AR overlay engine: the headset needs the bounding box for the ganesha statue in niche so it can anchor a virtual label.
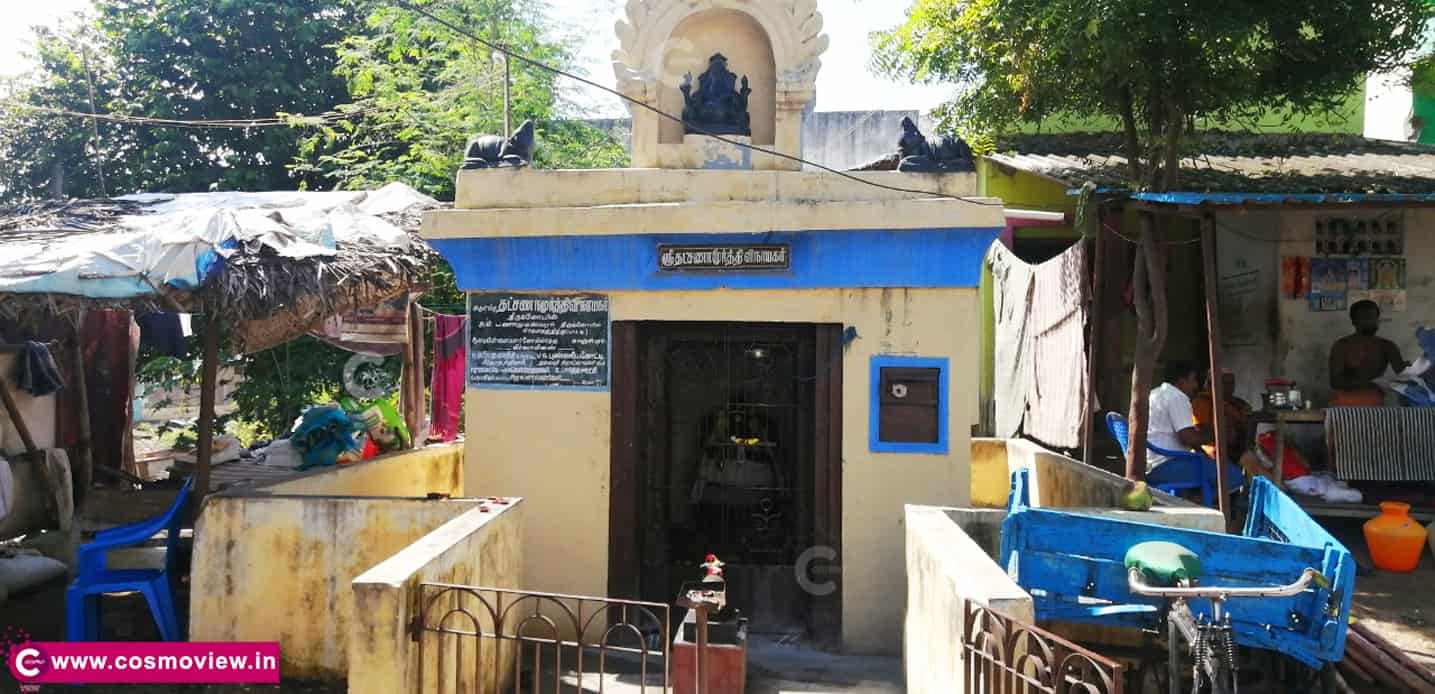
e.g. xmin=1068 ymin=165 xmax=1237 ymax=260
xmin=680 ymin=53 xmax=753 ymax=137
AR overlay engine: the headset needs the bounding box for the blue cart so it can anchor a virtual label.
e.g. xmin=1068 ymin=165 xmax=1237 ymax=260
xmin=1000 ymin=470 xmax=1354 ymax=692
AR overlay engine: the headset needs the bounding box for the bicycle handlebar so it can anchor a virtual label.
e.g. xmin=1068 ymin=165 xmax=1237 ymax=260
xmin=1127 ymin=567 xmax=1329 ymax=600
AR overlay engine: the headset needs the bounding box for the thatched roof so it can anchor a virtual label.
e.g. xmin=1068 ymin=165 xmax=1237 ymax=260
xmin=0 ymin=184 xmax=442 ymax=353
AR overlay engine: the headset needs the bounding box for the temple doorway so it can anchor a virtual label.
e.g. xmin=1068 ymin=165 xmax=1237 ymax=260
xmin=609 ymin=321 xmax=843 ymax=637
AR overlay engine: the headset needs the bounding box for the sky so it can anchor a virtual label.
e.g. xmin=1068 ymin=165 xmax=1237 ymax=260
xmin=0 ymin=0 xmax=950 ymax=114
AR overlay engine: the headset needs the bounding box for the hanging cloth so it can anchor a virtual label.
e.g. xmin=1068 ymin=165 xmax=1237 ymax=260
xmin=1024 ymin=242 xmax=1089 ymax=448
xmin=82 ymin=310 xmax=139 ymax=476
xmin=989 ymin=243 xmax=1035 ymax=439
xmin=430 ymin=314 xmax=467 ymax=442
xmin=11 ymin=341 xmax=65 ymax=397
xmin=987 ymin=241 xmax=1090 ymax=448
xmin=136 ymin=313 xmax=187 ymax=357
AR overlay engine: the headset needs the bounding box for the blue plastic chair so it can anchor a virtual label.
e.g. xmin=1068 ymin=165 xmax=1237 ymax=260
xmin=67 ymin=479 xmax=191 ymax=642
xmin=1105 ymin=412 xmax=1241 ymax=508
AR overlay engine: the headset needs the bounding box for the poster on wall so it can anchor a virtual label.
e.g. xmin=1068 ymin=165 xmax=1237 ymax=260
xmin=1308 ymin=258 xmax=1348 ymax=312
xmin=1345 ymin=259 xmax=1369 ymax=292
xmin=1219 ymin=263 xmax=1262 ymax=348
xmin=468 ymin=293 xmax=610 ymax=389
xmin=1368 ymin=258 xmax=1407 ymax=312
xmin=1371 ymin=258 xmax=1406 ymax=290
xmin=1368 ymin=290 xmax=1408 ymax=313
xmin=1281 ymin=256 xmax=1311 ymax=299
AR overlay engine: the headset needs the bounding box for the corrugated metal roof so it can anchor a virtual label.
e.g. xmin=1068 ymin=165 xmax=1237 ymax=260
xmin=985 ymin=132 xmax=1435 ymax=195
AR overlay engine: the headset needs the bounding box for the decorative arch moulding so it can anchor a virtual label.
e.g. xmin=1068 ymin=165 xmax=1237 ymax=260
xmin=612 ymin=0 xmax=830 ymax=103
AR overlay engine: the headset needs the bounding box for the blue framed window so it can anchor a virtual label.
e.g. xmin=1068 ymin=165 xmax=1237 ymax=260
xmin=869 ymin=356 xmax=949 ymax=454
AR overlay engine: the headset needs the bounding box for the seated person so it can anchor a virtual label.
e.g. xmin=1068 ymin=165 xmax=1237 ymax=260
xmin=1148 ymin=360 xmax=1244 ymax=496
xmin=1329 ymin=300 xmax=1406 ymax=406
xmin=1191 ymin=369 xmax=1267 ymax=479
xmin=1191 ymin=369 xmax=1252 ymax=457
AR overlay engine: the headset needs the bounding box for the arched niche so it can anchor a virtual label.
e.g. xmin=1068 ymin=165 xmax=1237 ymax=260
xmin=657 ymin=9 xmax=776 ymax=146
xmin=614 ymin=0 xmax=828 ymax=169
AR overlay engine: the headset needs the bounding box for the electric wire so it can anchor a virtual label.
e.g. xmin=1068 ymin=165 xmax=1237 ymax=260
xmin=387 ymin=0 xmax=1005 ymax=207
xmin=2 ymin=102 xmax=390 ymax=129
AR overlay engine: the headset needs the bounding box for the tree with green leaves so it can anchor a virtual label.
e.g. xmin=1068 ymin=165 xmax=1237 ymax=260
xmin=1 ymin=1 xmax=359 ymax=202
xmin=874 ymin=0 xmax=1434 ymax=478
xmin=292 ymin=0 xmax=627 ymax=200
xmin=0 ymin=16 xmax=128 ymax=201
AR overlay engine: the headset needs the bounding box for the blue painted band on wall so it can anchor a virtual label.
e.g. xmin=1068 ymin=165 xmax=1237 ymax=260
xmin=431 ymin=227 xmax=1002 ymax=291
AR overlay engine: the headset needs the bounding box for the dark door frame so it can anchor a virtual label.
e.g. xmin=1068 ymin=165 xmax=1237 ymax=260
xmin=608 ymin=321 xmax=844 ymax=640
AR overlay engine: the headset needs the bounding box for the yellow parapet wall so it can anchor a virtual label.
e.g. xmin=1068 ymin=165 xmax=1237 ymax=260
xmin=969 ymin=438 xmax=1012 ymax=508
xmin=349 ymin=500 xmax=524 ymax=694
xmin=905 ymin=505 xmax=1032 ymax=694
xmin=260 ymin=443 xmax=464 ymax=498
xmin=189 ymin=494 xmax=482 ymax=679
xmin=451 ymin=168 xmax=980 ymax=210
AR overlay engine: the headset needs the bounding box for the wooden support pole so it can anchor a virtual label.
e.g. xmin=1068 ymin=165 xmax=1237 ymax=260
xmin=409 ymin=300 xmax=425 ymax=447
xmin=1347 ymin=629 xmax=1435 ymax=693
xmin=1082 ymin=212 xmax=1107 ymax=466
xmin=193 ymin=316 xmax=221 ymax=516
xmin=1338 ymin=654 xmax=1375 ymax=685
xmin=400 ymin=303 xmax=419 ymax=449
xmin=695 ymin=605 xmax=709 ymax=694
xmin=0 ymin=379 xmax=39 ymax=455
xmin=0 ymin=376 xmax=55 ymax=522
xmin=1351 ymin=621 xmax=1435 ymax=686
xmin=1200 ymin=214 xmax=1231 ymax=524
xmin=71 ymin=324 xmax=93 ymax=503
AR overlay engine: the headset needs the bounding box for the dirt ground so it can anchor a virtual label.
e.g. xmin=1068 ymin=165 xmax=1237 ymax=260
xmin=1325 ymin=518 xmax=1435 ymax=670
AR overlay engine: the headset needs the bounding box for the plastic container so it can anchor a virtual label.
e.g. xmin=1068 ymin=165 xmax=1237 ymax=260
xmin=1364 ymin=502 xmax=1429 ymax=572
xmin=1264 ymin=379 xmax=1293 ymax=410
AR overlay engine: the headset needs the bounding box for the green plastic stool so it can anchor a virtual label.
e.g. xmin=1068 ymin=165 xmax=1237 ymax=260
xmin=1125 ymin=541 xmax=1202 ymax=586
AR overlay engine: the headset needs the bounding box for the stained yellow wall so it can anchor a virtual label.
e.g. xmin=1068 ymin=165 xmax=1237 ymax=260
xmin=349 ymin=501 xmax=524 ymax=694
xmin=464 ymin=286 xmax=980 ymax=654
xmin=189 ymin=495 xmax=480 ymax=679
xmin=263 ymin=443 xmax=463 ymax=497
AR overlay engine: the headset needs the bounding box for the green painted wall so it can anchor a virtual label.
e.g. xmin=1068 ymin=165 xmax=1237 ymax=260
xmin=975 ymin=158 xmax=1083 ymax=435
xmin=1414 ymin=87 xmax=1435 ymax=145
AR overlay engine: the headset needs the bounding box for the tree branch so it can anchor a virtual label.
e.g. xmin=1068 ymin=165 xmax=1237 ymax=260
xmin=1118 ymin=85 xmax=1143 ymax=185
xmin=1160 ymin=103 xmax=1184 ymax=191
xmin=1141 ymin=213 xmax=1169 ymax=353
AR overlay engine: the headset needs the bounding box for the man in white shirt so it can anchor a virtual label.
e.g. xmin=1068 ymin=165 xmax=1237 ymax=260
xmin=1146 ymin=360 xmax=1244 ymax=502
xmin=1147 ymin=360 xmax=1211 ymax=469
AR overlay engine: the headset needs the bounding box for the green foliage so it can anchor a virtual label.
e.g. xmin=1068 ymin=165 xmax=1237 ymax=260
xmin=230 ymin=336 xmax=367 ymax=440
xmin=872 ymin=0 xmax=1435 ymax=190
xmin=0 ymin=17 xmax=124 ymax=201
xmin=8 ymin=0 xmax=622 ymax=441
xmin=96 ymin=0 xmax=359 ymax=193
xmin=1 ymin=1 xmax=359 ymax=203
xmin=292 ymin=0 xmax=627 ymax=199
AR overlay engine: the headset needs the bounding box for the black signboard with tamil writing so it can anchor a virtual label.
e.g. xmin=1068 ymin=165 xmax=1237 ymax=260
xmin=658 ymin=244 xmax=791 ymax=272
xmin=468 ymin=293 xmax=609 ymax=389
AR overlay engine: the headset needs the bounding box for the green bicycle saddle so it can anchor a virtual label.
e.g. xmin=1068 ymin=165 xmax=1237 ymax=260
xmin=1125 ymin=541 xmax=1202 ymax=586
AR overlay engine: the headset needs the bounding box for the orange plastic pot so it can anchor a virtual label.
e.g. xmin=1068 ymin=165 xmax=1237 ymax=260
xmin=1363 ymin=502 xmax=1429 ymax=572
